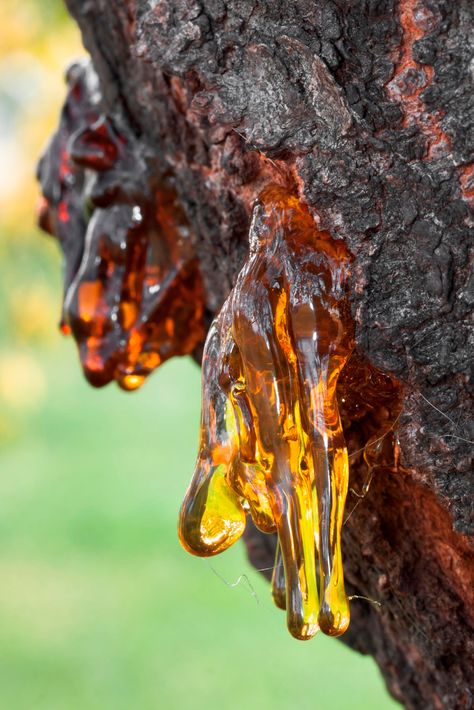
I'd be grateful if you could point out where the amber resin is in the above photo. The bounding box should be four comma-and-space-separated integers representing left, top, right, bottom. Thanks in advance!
63, 177, 205, 390
179, 185, 355, 640
37, 61, 205, 390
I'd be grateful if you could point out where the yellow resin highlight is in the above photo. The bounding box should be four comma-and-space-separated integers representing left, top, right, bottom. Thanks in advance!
179, 185, 354, 639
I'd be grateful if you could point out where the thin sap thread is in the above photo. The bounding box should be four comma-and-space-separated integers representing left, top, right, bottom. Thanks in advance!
343, 387, 474, 526
344, 469, 376, 525
204, 560, 382, 611
205, 559, 261, 604
204, 559, 280, 632
419, 392, 474, 445
347, 409, 403, 463
344, 410, 403, 525
232, 128, 284, 174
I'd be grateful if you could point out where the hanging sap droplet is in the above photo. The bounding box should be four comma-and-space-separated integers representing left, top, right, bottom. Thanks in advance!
179, 185, 354, 640
36, 60, 205, 391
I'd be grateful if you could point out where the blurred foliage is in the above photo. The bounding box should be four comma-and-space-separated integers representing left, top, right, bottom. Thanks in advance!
0, 2, 399, 708
0, 0, 82, 439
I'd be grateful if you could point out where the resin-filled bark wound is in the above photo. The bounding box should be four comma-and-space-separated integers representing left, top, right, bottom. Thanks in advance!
179, 185, 354, 640
37, 61, 205, 390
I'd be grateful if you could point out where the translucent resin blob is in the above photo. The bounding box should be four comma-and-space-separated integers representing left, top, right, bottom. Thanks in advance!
179, 185, 354, 640
37, 61, 204, 390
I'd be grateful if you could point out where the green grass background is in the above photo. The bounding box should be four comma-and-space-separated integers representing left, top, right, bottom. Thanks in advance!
0, 342, 400, 710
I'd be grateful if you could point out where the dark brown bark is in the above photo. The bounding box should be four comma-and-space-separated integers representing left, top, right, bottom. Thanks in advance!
47, 1, 473, 707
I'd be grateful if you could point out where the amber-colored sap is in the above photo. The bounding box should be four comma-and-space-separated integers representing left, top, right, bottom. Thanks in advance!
37, 71, 205, 390
64, 190, 204, 389
179, 185, 354, 640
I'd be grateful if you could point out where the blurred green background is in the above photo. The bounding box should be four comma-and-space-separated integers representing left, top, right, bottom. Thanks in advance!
0, 1, 400, 708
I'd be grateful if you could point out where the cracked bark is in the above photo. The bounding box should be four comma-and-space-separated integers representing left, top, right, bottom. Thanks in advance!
56, 1, 473, 707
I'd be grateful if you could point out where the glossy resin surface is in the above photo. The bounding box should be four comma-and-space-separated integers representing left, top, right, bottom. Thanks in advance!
180, 185, 355, 639
37, 61, 204, 390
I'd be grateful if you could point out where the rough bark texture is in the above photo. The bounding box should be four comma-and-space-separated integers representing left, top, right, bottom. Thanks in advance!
59, 1, 473, 707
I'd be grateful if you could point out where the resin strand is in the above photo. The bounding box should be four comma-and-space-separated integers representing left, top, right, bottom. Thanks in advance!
179, 185, 354, 640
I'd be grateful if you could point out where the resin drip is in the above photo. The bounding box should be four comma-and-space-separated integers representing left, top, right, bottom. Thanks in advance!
63, 177, 204, 390
179, 185, 354, 640
37, 60, 205, 389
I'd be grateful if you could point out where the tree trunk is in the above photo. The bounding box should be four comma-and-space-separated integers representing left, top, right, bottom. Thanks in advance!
53, 1, 473, 707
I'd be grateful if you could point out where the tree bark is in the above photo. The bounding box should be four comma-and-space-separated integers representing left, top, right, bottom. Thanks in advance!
56, 1, 473, 707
